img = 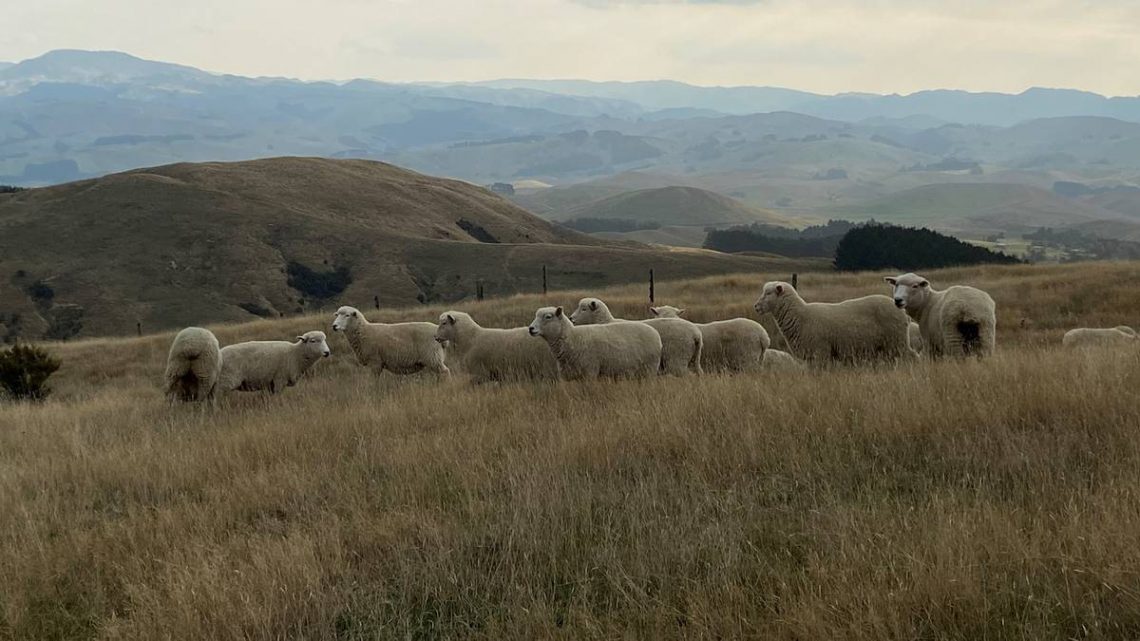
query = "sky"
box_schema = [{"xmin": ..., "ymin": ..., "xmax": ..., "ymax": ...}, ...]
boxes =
[{"xmin": 3, "ymin": 0, "xmax": 1140, "ymax": 96}]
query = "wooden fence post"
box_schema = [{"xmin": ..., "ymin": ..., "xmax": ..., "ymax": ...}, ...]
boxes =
[
  {"xmin": 374, "ymin": 295, "xmax": 380, "ymax": 310},
  {"xmin": 791, "ymin": 273, "xmax": 798, "ymax": 289},
  {"xmin": 136, "ymin": 321, "xmax": 142, "ymax": 337},
  {"xmin": 649, "ymin": 269, "xmax": 655, "ymax": 303},
  {"xmin": 476, "ymin": 280, "xmax": 484, "ymax": 301},
  {"xmin": 542, "ymin": 265, "xmax": 548, "ymax": 295}
]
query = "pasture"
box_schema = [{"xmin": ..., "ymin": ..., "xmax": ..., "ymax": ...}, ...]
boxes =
[{"xmin": 2, "ymin": 261, "xmax": 1140, "ymax": 640}]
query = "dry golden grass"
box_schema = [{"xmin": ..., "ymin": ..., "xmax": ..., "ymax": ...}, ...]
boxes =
[{"xmin": 3, "ymin": 261, "xmax": 1140, "ymax": 640}]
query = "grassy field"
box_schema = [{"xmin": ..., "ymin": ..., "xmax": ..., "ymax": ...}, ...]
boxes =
[{"xmin": 2, "ymin": 262, "xmax": 1140, "ymax": 639}]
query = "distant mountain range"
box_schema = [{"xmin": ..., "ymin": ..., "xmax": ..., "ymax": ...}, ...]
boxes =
[{"xmin": 2, "ymin": 49, "xmax": 1140, "ymax": 248}]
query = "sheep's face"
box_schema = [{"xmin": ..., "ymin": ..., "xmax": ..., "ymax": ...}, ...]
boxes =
[
  {"xmin": 754, "ymin": 282, "xmax": 789, "ymax": 315},
  {"xmin": 569, "ymin": 298, "xmax": 603, "ymax": 325},
  {"xmin": 436, "ymin": 312, "xmax": 460, "ymax": 344},
  {"xmin": 529, "ymin": 307, "xmax": 565, "ymax": 339},
  {"xmin": 331, "ymin": 306, "xmax": 361, "ymax": 332},
  {"xmin": 885, "ymin": 273, "xmax": 930, "ymax": 311},
  {"xmin": 649, "ymin": 305, "xmax": 684, "ymax": 319},
  {"xmin": 297, "ymin": 331, "xmax": 331, "ymax": 358}
]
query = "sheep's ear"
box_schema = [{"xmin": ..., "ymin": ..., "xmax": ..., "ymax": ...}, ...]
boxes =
[
  {"xmin": 884, "ymin": 277, "xmax": 897, "ymax": 286},
  {"xmin": 446, "ymin": 314, "xmax": 455, "ymax": 324},
  {"xmin": 589, "ymin": 300, "xmax": 597, "ymax": 311},
  {"xmin": 295, "ymin": 335, "xmax": 305, "ymax": 343},
  {"xmin": 919, "ymin": 280, "xmax": 929, "ymax": 288},
  {"xmin": 649, "ymin": 306, "xmax": 660, "ymax": 316},
  {"xmin": 678, "ymin": 308, "xmax": 687, "ymax": 316},
  {"xmin": 555, "ymin": 306, "xmax": 563, "ymax": 317},
  {"xmin": 775, "ymin": 285, "xmax": 784, "ymax": 295}
]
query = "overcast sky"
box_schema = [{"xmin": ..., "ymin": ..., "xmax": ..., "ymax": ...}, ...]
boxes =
[{"xmin": 4, "ymin": 0, "xmax": 1139, "ymax": 95}]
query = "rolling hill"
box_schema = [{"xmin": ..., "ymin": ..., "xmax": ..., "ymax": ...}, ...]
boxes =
[
  {"xmin": 829, "ymin": 182, "xmax": 1136, "ymax": 236},
  {"xmin": 0, "ymin": 157, "xmax": 821, "ymax": 339},
  {"xmin": 562, "ymin": 186, "xmax": 788, "ymax": 227}
]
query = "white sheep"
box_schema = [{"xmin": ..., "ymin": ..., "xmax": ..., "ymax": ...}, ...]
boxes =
[
  {"xmin": 435, "ymin": 311, "xmax": 558, "ymax": 383},
  {"xmin": 528, "ymin": 306, "xmax": 661, "ymax": 380},
  {"xmin": 163, "ymin": 327, "xmax": 221, "ymax": 403},
  {"xmin": 218, "ymin": 330, "xmax": 330, "ymax": 394},
  {"xmin": 885, "ymin": 273, "xmax": 996, "ymax": 358},
  {"xmin": 908, "ymin": 321, "xmax": 924, "ymax": 354},
  {"xmin": 761, "ymin": 349, "xmax": 807, "ymax": 372},
  {"xmin": 1062, "ymin": 326, "xmax": 1137, "ymax": 348},
  {"xmin": 331, "ymin": 306, "xmax": 449, "ymax": 377},
  {"xmin": 754, "ymin": 281, "xmax": 914, "ymax": 364},
  {"xmin": 648, "ymin": 305, "xmax": 769, "ymax": 373},
  {"xmin": 569, "ymin": 298, "xmax": 702, "ymax": 376}
]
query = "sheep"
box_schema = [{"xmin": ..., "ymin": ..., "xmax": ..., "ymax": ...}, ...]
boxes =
[
  {"xmin": 885, "ymin": 273, "xmax": 996, "ymax": 359},
  {"xmin": 761, "ymin": 349, "xmax": 807, "ymax": 372},
  {"xmin": 908, "ymin": 321, "xmax": 924, "ymax": 354},
  {"xmin": 218, "ymin": 330, "xmax": 331, "ymax": 394},
  {"xmin": 754, "ymin": 281, "xmax": 913, "ymax": 365},
  {"xmin": 331, "ymin": 306, "xmax": 449, "ymax": 377},
  {"xmin": 435, "ymin": 311, "xmax": 558, "ymax": 383},
  {"xmin": 649, "ymin": 305, "xmax": 769, "ymax": 373},
  {"xmin": 1062, "ymin": 326, "xmax": 1137, "ymax": 348},
  {"xmin": 163, "ymin": 327, "xmax": 221, "ymax": 403},
  {"xmin": 528, "ymin": 306, "xmax": 661, "ymax": 380},
  {"xmin": 569, "ymin": 298, "xmax": 702, "ymax": 376}
]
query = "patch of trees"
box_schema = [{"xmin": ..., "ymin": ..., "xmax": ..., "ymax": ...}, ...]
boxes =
[
  {"xmin": 703, "ymin": 220, "xmax": 857, "ymax": 257},
  {"xmin": 0, "ymin": 185, "xmax": 25, "ymax": 194},
  {"xmin": 834, "ymin": 224, "xmax": 1020, "ymax": 271},
  {"xmin": 286, "ymin": 261, "xmax": 352, "ymax": 301},
  {"xmin": 456, "ymin": 219, "xmax": 499, "ymax": 243},
  {"xmin": 561, "ymin": 218, "xmax": 662, "ymax": 233}
]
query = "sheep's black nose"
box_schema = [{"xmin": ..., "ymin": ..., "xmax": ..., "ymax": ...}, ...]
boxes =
[{"xmin": 894, "ymin": 298, "xmax": 905, "ymax": 308}]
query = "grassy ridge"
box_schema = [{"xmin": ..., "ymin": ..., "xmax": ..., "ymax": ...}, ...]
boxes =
[{"xmin": 2, "ymin": 262, "xmax": 1140, "ymax": 639}]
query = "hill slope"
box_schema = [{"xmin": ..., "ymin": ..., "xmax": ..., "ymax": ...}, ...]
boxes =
[
  {"xmin": 829, "ymin": 182, "xmax": 1135, "ymax": 236},
  {"xmin": 0, "ymin": 157, "xmax": 820, "ymax": 339},
  {"xmin": 564, "ymin": 186, "xmax": 787, "ymax": 227}
]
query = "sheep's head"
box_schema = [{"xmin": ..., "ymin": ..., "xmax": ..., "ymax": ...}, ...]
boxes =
[
  {"xmin": 529, "ymin": 306, "xmax": 567, "ymax": 340},
  {"xmin": 754, "ymin": 282, "xmax": 792, "ymax": 315},
  {"xmin": 331, "ymin": 306, "xmax": 362, "ymax": 332},
  {"xmin": 435, "ymin": 311, "xmax": 467, "ymax": 344},
  {"xmin": 296, "ymin": 331, "xmax": 331, "ymax": 358},
  {"xmin": 649, "ymin": 305, "xmax": 684, "ymax": 319},
  {"xmin": 569, "ymin": 297, "xmax": 606, "ymax": 325},
  {"xmin": 885, "ymin": 273, "xmax": 930, "ymax": 311}
]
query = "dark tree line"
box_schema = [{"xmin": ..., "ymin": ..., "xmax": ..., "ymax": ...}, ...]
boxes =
[{"xmin": 834, "ymin": 224, "xmax": 1019, "ymax": 271}]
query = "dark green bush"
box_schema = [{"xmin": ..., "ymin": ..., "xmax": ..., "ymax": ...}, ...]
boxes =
[{"xmin": 0, "ymin": 343, "xmax": 62, "ymax": 401}]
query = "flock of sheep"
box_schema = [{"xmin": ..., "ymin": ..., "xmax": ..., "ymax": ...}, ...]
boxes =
[{"xmin": 163, "ymin": 272, "xmax": 1137, "ymax": 403}]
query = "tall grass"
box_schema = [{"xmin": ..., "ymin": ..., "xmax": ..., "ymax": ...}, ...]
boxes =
[{"xmin": 2, "ymin": 262, "xmax": 1140, "ymax": 639}]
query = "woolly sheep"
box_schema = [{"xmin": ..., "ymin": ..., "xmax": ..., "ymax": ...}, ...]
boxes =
[
  {"xmin": 754, "ymin": 281, "xmax": 913, "ymax": 364},
  {"xmin": 569, "ymin": 298, "xmax": 702, "ymax": 376},
  {"xmin": 648, "ymin": 305, "xmax": 769, "ymax": 373},
  {"xmin": 435, "ymin": 311, "xmax": 558, "ymax": 383},
  {"xmin": 1062, "ymin": 326, "xmax": 1137, "ymax": 348},
  {"xmin": 908, "ymin": 321, "xmax": 924, "ymax": 354},
  {"xmin": 163, "ymin": 327, "xmax": 221, "ymax": 403},
  {"xmin": 761, "ymin": 349, "xmax": 807, "ymax": 372},
  {"xmin": 886, "ymin": 273, "xmax": 996, "ymax": 358},
  {"xmin": 218, "ymin": 330, "xmax": 330, "ymax": 393},
  {"xmin": 528, "ymin": 306, "xmax": 661, "ymax": 380},
  {"xmin": 331, "ymin": 306, "xmax": 449, "ymax": 377}
]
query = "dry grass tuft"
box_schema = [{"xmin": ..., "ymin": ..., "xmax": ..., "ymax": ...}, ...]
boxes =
[{"xmin": 2, "ymin": 261, "xmax": 1140, "ymax": 639}]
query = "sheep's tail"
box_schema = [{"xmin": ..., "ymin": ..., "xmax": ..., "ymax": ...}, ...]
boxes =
[{"xmin": 949, "ymin": 306, "xmax": 990, "ymax": 356}]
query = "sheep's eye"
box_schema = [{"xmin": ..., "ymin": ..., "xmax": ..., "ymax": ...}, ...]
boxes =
[{"xmin": 545, "ymin": 314, "xmax": 552, "ymax": 320}]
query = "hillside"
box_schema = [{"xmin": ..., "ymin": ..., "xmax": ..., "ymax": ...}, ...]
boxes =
[
  {"xmin": 0, "ymin": 157, "xmax": 821, "ymax": 339},
  {"xmin": 829, "ymin": 182, "xmax": 1136, "ymax": 236},
  {"xmin": 563, "ymin": 186, "xmax": 787, "ymax": 227}
]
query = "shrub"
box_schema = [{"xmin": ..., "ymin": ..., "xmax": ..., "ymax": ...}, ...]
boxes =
[
  {"xmin": 286, "ymin": 262, "xmax": 352, "ymax": 301},
  {"xmin": 0, "ymin": 342, "xmax": 61, "ymax": 401},
  {"xmin": 834, "ymin": 223, "xmax": 1020, "ymax": 271}
]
